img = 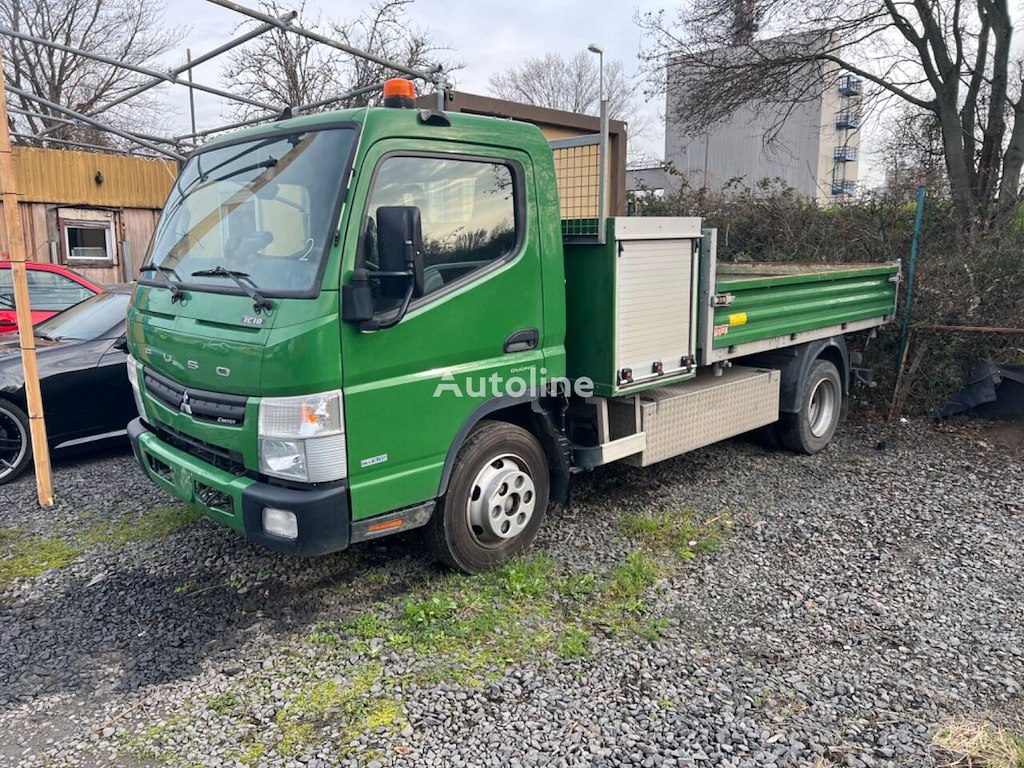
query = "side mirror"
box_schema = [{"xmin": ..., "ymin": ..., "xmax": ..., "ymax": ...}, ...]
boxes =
[
  {"xmin": 341, "ymin": 268, "xmax": 374, "ymax": 323},
  {"xmin": 375, "ymin": 206, "xmax": 424, "ymax": 299}
]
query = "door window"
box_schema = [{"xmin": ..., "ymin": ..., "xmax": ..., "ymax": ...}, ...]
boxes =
[
  {"xmin": 364, "ymin": 156, "xmax": 519, "ymax": 305},
  {"xmin": 0, "ymin": 269, "xmax": 95, "ymax": 312}
]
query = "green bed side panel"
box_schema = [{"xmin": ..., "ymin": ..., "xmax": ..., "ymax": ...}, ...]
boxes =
[{"xmin": 712, "ymin": 263, "xmax": 899, "ymax": 349}]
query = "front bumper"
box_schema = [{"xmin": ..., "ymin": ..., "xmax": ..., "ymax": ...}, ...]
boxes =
[{"xmin": 128, "ymin": 418, "xmax": 350, "ymax": 556}]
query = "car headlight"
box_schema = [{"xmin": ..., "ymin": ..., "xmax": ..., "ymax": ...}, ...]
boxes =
[
  {"xmin": 126, "ymin": 354, "xmax": 145, "ymax": 419},
  {"xmin": 258, "ymin": 390, "xmax": 347, "ymax": 483}
]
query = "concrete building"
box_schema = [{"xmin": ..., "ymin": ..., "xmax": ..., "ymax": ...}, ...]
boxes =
[{"xmin": 661, "ymin": 35, "xmax": 862, "ymax": 203}]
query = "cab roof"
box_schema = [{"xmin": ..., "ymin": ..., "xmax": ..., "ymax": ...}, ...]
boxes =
[{"xmin": 193, "ymin": 105, "xmax": 551, "ymax": 159}]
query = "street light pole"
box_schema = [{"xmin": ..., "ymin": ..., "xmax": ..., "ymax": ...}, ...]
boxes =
[{"xmin": 587, "ymin": 43, "xmax": 609, "ymax": 244}]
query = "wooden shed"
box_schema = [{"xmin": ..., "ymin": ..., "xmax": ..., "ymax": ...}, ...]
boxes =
[{"xmin": 0, "ymin": 146, "xmax": 177, "ymax": 284}]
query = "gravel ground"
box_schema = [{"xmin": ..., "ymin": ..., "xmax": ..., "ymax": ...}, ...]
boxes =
[{"xmin": 0, "ymin": 418, "xmax": 1021, "ymax": 768}]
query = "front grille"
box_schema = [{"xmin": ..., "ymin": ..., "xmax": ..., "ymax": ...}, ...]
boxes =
[
  {"xmin": 196, "ymin": 483, "xmax": 234, "ymax": 515},
  {"xmin": 148, "ymin": 454, "xmax": 174, "ymax": 483},
  {"xmin": 143, "ymin": 368, "xmax": 248, "ymax": 427},
  {"xmin": 152, "ymin": 422, "xmax": 249, "ymax": 477}
]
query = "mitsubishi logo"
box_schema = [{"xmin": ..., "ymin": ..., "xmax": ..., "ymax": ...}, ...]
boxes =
[{"xmin": 180, "ymin": 390, "xmax": 193, "ymax": 416}]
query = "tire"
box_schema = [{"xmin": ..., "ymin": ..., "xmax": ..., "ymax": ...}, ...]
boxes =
[
  {"xmin": 426, "ymin": 420, "xmax": 549, "ymax": 574},
  {"xmin": 0, "ymin": 399, "xmax": 32, "ymax": 485},
  {"xmin": 779, "ymin": 359, "xmax": 842, "ymax": 454}
]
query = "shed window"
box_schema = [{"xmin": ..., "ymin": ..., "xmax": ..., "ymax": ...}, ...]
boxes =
[{"xmin": 59, "ymin": 209, "xmax": 115, "ymax": 264}]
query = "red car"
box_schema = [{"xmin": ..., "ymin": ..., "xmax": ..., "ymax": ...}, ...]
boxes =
[{"xmin": 0, "ymin": 262, "xmax": 103, "ymax": 333}]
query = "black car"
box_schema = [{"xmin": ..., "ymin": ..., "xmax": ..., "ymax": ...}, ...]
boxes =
[{"xmin": 0, "ymin": 285, "xmax": 135, "ymax": 484}]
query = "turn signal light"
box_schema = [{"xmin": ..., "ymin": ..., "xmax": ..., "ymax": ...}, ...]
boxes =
[{"xmin": 367, "ymin": 518, "xmax": 404, "ymax": 533}]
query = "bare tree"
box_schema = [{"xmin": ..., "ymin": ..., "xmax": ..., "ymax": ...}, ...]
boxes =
[
  {"xmin": 638, "ymin": 0, "xmax": 1024, "ymax": 232},
  {"xmin": 488, "ymin": 51, "xmax": 634, "ymax": 120},
  {"xmin": 880, "ymin": 105, "xmax": 948, "ymax": 199},
  {"xmin": 0, "ymin": 0, "xmax": 184, "ymax": 147},
  {"xmin": 332, "ymin": 0, "xmax": 455, "ymax": 106},
  {"xmin": 221, "ymin": 0, "xmax": 345, "ymax": 120},
  {"xmin": 221, "ymin": 0, "xmax": 456, "ymax": 119}
]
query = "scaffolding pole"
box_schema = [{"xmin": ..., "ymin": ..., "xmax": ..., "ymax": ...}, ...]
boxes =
[
  {"xmin": 171, "ymin": 80, "xmax": 391, "ymax": 143},
  {"xmin": 0, "ymin": 25, "xmax": 280, "ymax": 114},
  {"xmin": 8, "ymin": 105, "xmax": 188, "ymax": 150},
  {"xmin": 74, "ymin": 11, "xmax": 297, "ymax": 126},
  {"xmin": 0, "ymin": 51, "xmax": 53, "ymax": 506},
  {"xmin": 205, "ymin": 0, "xmax": 444, "ymax": 86},
  {"xmin": 9, "ymin": 132, "xmax": 143, "ymax": 155},
  {"xmin": 5, "ymin": 85, "xmax": 186, "ymax": 160}
]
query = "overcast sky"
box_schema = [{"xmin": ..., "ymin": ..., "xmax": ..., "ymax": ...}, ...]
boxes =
[{"xmin": 160, "ymin": 0, "xmax": 668, "ymax": 160}]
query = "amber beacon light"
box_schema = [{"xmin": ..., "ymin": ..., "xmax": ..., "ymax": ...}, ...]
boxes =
[{"xmin": 383, "ymin": 78, "xmax": 416, "ymax": 108}]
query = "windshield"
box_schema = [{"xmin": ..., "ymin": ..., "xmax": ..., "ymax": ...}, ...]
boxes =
[
  {"xmin": 144, "ymin": 127, "xmax": 355, "ymax": 296},
  {"xmin": 35, "ymin": 291, "xmax": 130, "ymax": 341}
]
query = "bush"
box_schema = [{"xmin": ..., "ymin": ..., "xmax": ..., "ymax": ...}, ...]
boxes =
[{"xmin": 630, "ymin": 178, "xmax": 1024, "ymax": 415}]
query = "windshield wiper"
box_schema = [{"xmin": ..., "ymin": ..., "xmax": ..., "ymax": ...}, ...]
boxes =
[
  {"xmin": 139, "ymin": 263, "xmax": 185, "ymax": 304},
  {"xmin": 191, "ymin": 266, "xmax": 272, "ymax": 314}
]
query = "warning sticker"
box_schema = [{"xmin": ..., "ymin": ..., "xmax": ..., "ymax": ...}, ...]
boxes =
[
  {"xmin": 728, "ymin": 312, "xmax": 748, "ymax": 327},
  {"xmin": 713, "ymin": 324, "xmax": 729, "ymax": 338}
]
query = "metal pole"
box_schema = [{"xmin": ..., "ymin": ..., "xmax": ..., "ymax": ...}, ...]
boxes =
[
  {"xmin": 0, "ymin": 51, "xmax": 53, "ymax": 506},
  {"xmin": 295, "ymin": 80, "xmax": 392, "ymax": 113},
  {"xmin": 0, "ymin": 25, "xmax": 280, "ymax": 112},
  {"xmin": 10, "ymin": 105, "xmax": 183, "ymax": 148},
  {"xmin": 896, "ymin": 184, "xmax": 926, "ymax": 369},
  {"xmin": 187, "ymin": 49, "xmax": 197, "ymax": 140},
  {"xmin": 173, "ymin": 80, "xmax": 393, "ymax": 142},
  {"xmin": 598, "ymin": 98, "xmax": 609, "ymax": 242},
  {"xmin": 588, "ymin": 43, "xmax": 608, "ymax": 244},
  {"xmin": 703, "ymin": 133, "xmax": 710, "ymax": 188},
  {"xmin": 204, "ymin": 0, "xmax": 443, "ymax": 85},
  {"xmin": 5, "ymin": 84, "xmax": 186, "ymax": 160},
  {"xmin": 30, "ymin": 12, "xmax": 297, "ymax": 140},
  {"xmin": 10, "ymin": 132, "xmax": 139, "ymax": 154},
  {"xmin": 102, "ymin": 12, "xmax": 295, "ymax": 117}
]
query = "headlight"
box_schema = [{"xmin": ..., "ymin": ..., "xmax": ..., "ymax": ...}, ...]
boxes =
[
  {"xmin": 126, "ymin": 354, "xmax": 145, "ymax": 419},
  {"xmin": 258, "ymin": 390, "xmax": 347, "ymax": 483}
]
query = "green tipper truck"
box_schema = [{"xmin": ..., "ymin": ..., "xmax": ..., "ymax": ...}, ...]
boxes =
[{"xmin": 126, "ymin": 83, "xmax": 899, "ymax": 573}]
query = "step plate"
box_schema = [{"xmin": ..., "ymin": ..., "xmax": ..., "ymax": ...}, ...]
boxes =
[{"xmin": 625, "ymin": 366, "xmax": 780, "ymax": 466}]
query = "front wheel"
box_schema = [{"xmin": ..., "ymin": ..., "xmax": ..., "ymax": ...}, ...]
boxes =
[
  {"xmin": 0, "ymin": 400, "xmax": 32, "ymax": 485},
  {"xmin": 779, "ymin": 359, "xmax": 843, "ymax": 454},
  {"xmin": 425, "ymin": 420, "xmax": 549, "ymax": 574}
]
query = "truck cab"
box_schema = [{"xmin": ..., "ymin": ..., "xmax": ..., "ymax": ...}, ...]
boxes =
[{"xmin": 127, "ymin": 105, "xmax": 568, "ymax": 566}]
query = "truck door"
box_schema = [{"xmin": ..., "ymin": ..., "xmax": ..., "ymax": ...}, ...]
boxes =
[{"xmin": 340, "ymin": 143, "xmax": 546, "ymax": 521}]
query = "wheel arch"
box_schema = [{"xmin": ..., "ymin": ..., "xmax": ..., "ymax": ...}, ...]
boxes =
[
  {"xmin": 436, "ymin": 396, "xmax": 570, "ymax": 506},
  {"xmin": 741, "ymin": 335, "xmax": 849, "ymax": 414}
]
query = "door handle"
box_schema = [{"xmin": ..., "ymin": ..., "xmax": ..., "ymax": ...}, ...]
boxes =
[{"xmin": 504, "ymin": 328, "xmax": 539, "ymax": 354}]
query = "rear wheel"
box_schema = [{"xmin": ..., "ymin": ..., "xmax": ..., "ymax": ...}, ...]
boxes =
[
  {"xmin": 0, "ymin": 400, "xmax": 32, "ymax": 485},
  {"xmin": 426, "ymin": 420, "xmax": 549, "ymax": 574},
  {"xmin": 779, "ymin": 359, "xmax": 842, "ymax": 454}
]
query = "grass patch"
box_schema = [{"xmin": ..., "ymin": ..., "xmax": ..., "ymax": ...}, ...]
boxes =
[
  {"xmin": 638, "ymin": 617, "xmax": 671, "ymax": 643},
  {"xmin": 0, "ymin": 535, "xmax": 82, "ymax": 586},
  {"xmin": 81, "ymin": 506, "xmax": 202, "ymax": 547},
  {"xmin": 557, "ymin": 625, "xmax": 592, "ymax": 659},
  {"xmin": 558, "ymin": 572, "xmax": 600, "ymax": 601},
  {"xmin": 274, "ymin": 664, "xmax": 402, "ymax": 758},
  {"xmin": 577, "ymin": 550, "xmax": 661, "ymax": 635},
  {"xmin": 0, "ymin": 506, "xmax": 200, "ymax": 588},
  {"xmin": 933, "ymin": 719, "xmax": 1024, "ymax": 768},
  {"xmin": 207, "ymin": 690, "xmax": 241, "ymax": 716},
  {"xmin": 621, "ymin": 509, "xmax": 732, "ymax": 560}
]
